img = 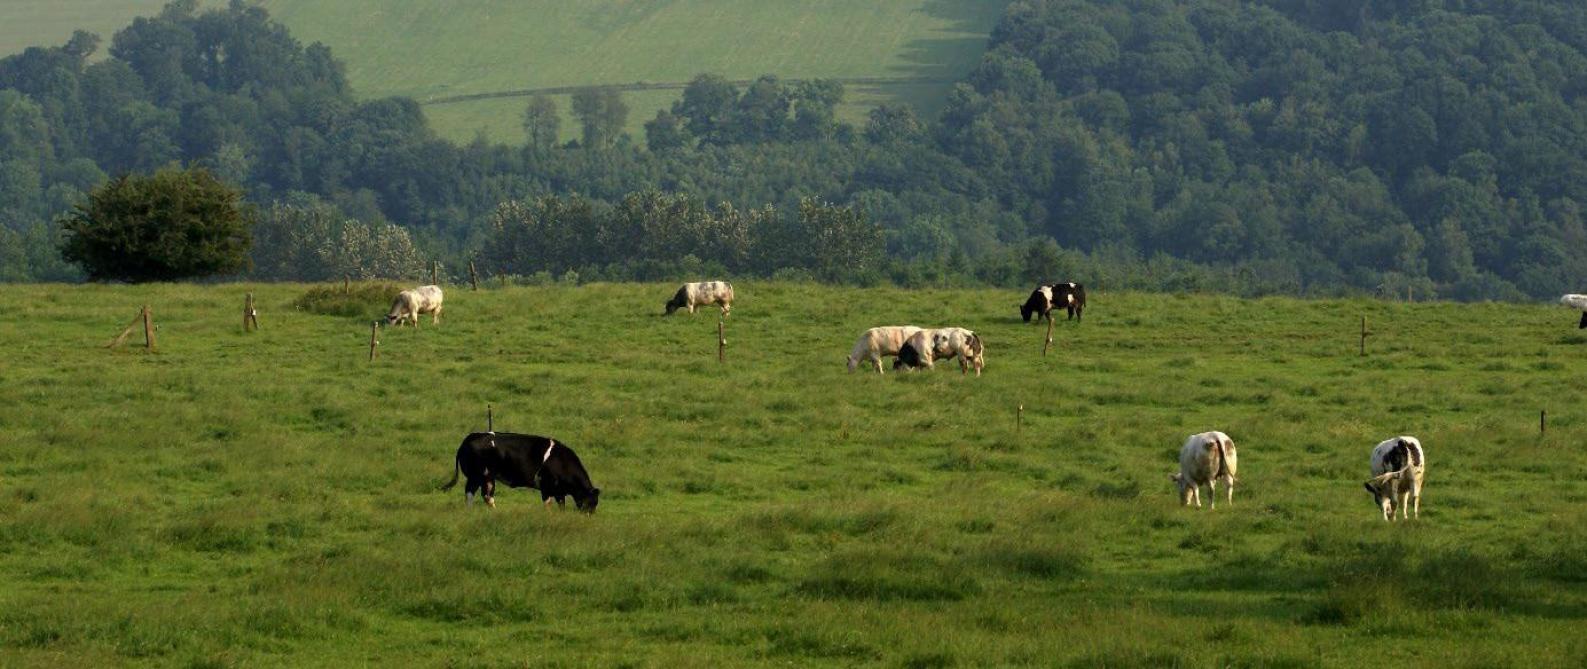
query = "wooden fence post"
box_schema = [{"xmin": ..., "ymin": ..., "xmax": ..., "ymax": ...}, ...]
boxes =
[
  {"xmin": 1042, "ymin": 316, "xmax": 1054, "ymax": 356},
  {"xmin": 368, "ymin": 321, "xmax": 380, "ymax": 361},
  {"xmin": 469, "ymin": 260, "xmax": 480, "ymax": 291},
  {"xmin": 499, "ymin": 272, "xmax": 507, "ymax": 288},
  {"xmin": 106, "ymin": 308, "xmax": 144, "ymax": 348},
  {"xmin": 243, "ymin": 292, "xmax": 259, "ymax": 331},
  {"xmin": 488, "ymin": 404, "xmax": 494, "ymax": 432},
  {"xmin": 430, "ymin": 261, "xmax": 438, "ymax": 285},
  {"xmin": 142, "ymin": 306, "xmax": 156, "ymax": 351},
  {"xmin": 1360, "ymin": 316, "xmax": 1368, "ymax": 357},
  {"xmin": 718, "ymin": 319, "xmax": 726, "ymax": 363},
  {"xmin": 1017, "ymin": 404, "xmax": 1024, "ymax": 432},
  {"xmin": 343, "ymin": 276, "xmax": 350, "ymax": 294},
  {"xmin": 1541, "ymin": 409, "xmax": 1546, "ymax": 436}
]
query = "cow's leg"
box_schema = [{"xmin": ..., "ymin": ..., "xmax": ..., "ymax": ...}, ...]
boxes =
[
  {"xmin": 873, "ymin": 356, "xmax": 884, "ymax": 375},
  {"xmin": 483, "ymin": 478, "xmax": 496, "ymax": 509},
  {"xmin": 1412, "ymin": 487, "xmax": 1421, "ymax": 519},
  {"xmin": 1225, "ymin": 477, "xmax": 1234, "ymax": 506},
  {"xmin": 543, "ymin": 497, "xmax": 555, "ymax": 509},
  {"xmin": 433, "ymin": 305, "xmax": 442, "ymax": 325},
  {"xmin": 1208, "ymin": 479, "xmax": 1218, "ymax": 509}
]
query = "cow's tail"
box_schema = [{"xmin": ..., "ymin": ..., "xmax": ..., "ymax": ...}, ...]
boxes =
[
  {"xmin": 1213, "ymin": 435, "xmax": 1232, "ymax": 482},
  {"xmin": 439, "ymin": 452, "xmax": 461, "ymax": 491}
]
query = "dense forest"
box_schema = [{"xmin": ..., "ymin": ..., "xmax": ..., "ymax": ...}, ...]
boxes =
[{"xmin": 4, "ymin": 0, "xmax": 1587, "ymax": 299}]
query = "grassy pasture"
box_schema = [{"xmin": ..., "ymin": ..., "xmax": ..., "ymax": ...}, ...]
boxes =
[{"xmin": 1, "ymin": 282, "xmax": 1586, "ymax": 666}]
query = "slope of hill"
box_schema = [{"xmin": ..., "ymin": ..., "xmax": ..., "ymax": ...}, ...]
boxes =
[
  {"xmin": 255, "ymin": 0, "xmax": 1006, "ymax": 143},
  {"xmin": 0, "ymin": 1, "xmax": 168, "ymax": 57}
]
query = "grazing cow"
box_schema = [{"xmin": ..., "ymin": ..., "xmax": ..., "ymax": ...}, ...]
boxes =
[
  {"xmin": 895, "ymin": 327, "xmax": 985, "ymax": 376},
  {"xmin": 1364, "ymin": 436, "xmax": 1424, "ymax": 522},
  {"xmin": 1170, "ymin": 431, "xmax": 1238, "ymax": 508},
  {"xmin": 1052, "ymin": 282, "xmax": 1086, "ymax": 321},
  {"xmin": 1020, "ymin": 285, "xmax": 1055, "ymax": 323},
  {"xmin": 1561, "ymin": 294, "xmax": 1587, "ymax": 328},
  {"xmin": 665, "ymin": 281, "xmax": 734, "ymax": 316},
  {"xmin": 847, "ymin": 326, "xmax": 923, "ymax": 374},
  {"xmin": 439, "ymin": 432, "xmax": 600, "ymax": 512},
  {"xmin": 387, "ymin": 285, "xmax": 444, "ymax": 327}
]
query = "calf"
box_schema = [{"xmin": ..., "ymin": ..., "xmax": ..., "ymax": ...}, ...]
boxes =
[
  {"xmin": 1364, "ymin": 436, "xmax": 1424, "ymax": 522},
  {"xmin": 846, "ymin": 325, "xmax": 923, "ymax": 374},
  {"xmin": 387, "ymin": 285, "xmax": 444, "ymax": 327},
  {"xmin": 1170, "ymin": 431, "xmax": 1237, "ymax": 508},
  {"xmin": 665, "ymin": 281, "xmax": 734, "ymax": 316},
  {"xmin": 439, "ymin": 432, "xmax": 600, "ymax": 512},
  {"xmin": 895, "ymin": 327, "xmax": 985, "ymax": 376}
]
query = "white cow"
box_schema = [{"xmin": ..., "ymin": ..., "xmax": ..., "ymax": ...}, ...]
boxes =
[
  {"xmin": 1170, "ymin": 431, "xmax": 1238, "ymax": 508},
  {"xmin": 387, "ymin": 285, "xmax": 444, "ymax": 327},
  {"xmin": 894, "ymin": 327, "xmax": 985, "ymax": 376},
  {"xmin": 1364, "ymin": 436, "xmax": 1425, "ymax": 522},
  {"xmin": 665, "ymin": 281, "xmax": 734, "ymax": 316},
  {"xmin": 846, "ymin": 326, "xmax": 923, "ymax": 374}
]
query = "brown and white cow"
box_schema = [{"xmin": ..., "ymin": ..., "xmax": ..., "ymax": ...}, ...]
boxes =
[
  {"xmin": 665, "ymin": 281, "xmax": 734, "ymax": 316},
  {"xmin": 1364, "ymin": 436, "xmax": 1424, "ymax": 522},
  {"xmin": 894, "ymin": 327, "xmax": 985, "ymax": 376},
  {"xmin": 1171, "ymin": 431, "xmax": 1238, "ymax": 508},
  {"xmin": 387, "ymin": 285, "xmax": 444, "ymax": 327},
  {"xmin": 847, "ymin": 326, "xmax": 923, "ymax": 374}
]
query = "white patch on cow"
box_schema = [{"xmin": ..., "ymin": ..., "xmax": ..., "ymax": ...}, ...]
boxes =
[
  {"xmin": 1562, "ymin": 294, "xmax": 1587, "ymax": 311},
  {"xmin": 543, "ymin": 440, "xmax": 556, "ymax": 463},
  {"xmin": 1065, "ymin": 293, "xmax": 1075, "ymax": 305}
]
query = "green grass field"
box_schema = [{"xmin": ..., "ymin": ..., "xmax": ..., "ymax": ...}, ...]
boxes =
[
  {"xmin": 0, "ymin": 1, "xmax": 1005, "ymax": 144},
  {"xmin": 2, "ymin": 282, "xmax": 1586, "ymax": 666}
]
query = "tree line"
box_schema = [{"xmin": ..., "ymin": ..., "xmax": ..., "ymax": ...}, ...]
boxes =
[{"xmin": 6, "ymin": 0, "xmax": 1587, "ymax": 300}]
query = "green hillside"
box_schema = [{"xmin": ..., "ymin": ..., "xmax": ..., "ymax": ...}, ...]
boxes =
[
  {"xmin": 255, "ymin": 0, "xmax": 1006, "ymax": 143},
  {"xmin": 2, "ymin": 1, "xmax": 1003, "ymax": 144},
  {"xmin": 0, "ymin": 1, "xmax": 169, "ymax": 57},
  {"xmin": 2, "ymin": 282, "xmax": 1586, "ymax": 665}
]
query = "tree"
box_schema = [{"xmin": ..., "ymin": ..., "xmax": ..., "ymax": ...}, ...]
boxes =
[
  {"xmin": 60, "ymin": 166, "xmax": 253, "ymax": 281},
  {"xmin": 570, "ymin": 88, "xmax": 627, "ymax": 149},
  {"xmin": 522, "ymin": 94, "xmax": 559, "ymax": 151}
]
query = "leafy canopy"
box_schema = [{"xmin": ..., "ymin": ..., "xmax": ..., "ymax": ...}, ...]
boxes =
[{"xmin": 60, "ymin": 166, "xmax": 253, "ymax": 282}]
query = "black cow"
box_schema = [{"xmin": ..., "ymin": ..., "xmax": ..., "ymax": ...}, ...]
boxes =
[
  {"xmin": 439, "ymin": 432, "xmax": 601, "ymax": 512},
  {"xmin": 1051, "ymin": 282, "xmax": 1086, "ymax": 322}
]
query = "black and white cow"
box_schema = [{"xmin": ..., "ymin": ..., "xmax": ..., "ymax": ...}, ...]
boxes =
[
  {"xmin": 1019, "ymin": 282, "xmax": 1086, "ymax": 322},
  {"xmin": 1020, "ymin": 285, "xmax": 1055, "ymax": 323},
  {"xmin": 439, "ymin": 432, "xmax": 600, "ymax": 512},
  {"xmin": 1051, "ymin": 282, "xmax": 1086, "ymax": 321},
  {"xmin": 1561, "ymin": 294, "xmax": 1587, "ymax": 329},
  {"xmin": 894, "ymin": 327, "xmax": 985, "ymax": 376},
  {"xmin": 665, "ymin": 281, "xmax": 734, "ymax": 316},
  {"xmin": 1364, "ymin": 436, "xmax": 1424, "ymax": 522}
]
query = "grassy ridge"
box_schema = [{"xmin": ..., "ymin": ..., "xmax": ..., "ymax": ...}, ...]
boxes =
[
  {"xmin": 1, "ymin": 283, "xmax": 1586, "ymax": 666},
  {"xmin": 257, "ymin": 0, "xmax": 1005, "ymax": 143}
]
